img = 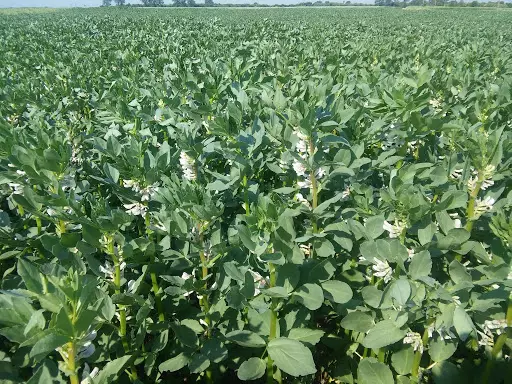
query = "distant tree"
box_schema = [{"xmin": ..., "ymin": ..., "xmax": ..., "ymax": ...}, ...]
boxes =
[
  {"xmin": 102, "ymin": 0, "xmax": 112, "ymax": 5},
  {"xmin": 142, "ymin": 0, "xmax": 164, "ymax": 5},
  {"xmin": 205, "ymin": 0, "xmax": 214, "ymax": 5},
  {"xmin": 187, "ymin": 0, "xmax": 197, "ymax": 6},
  {"xmin": 173, "ymin": 0, "xmax": 187, "ymax": 5},
  {"xmin": 115, "ymin": 0, "xmax": 125, "ymax": 5}
]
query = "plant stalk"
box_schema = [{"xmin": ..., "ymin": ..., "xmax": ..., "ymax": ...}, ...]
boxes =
[
  {"xmin": 108, "ymin": 236, "xmax": 138, "ymax": 381},
  {"xmin": 243, "ymin": 174, "xmax": 250, "ymax": 216},
  {"xmin": 411, "ymin": 328, "xmax": 430, "ymax": 378},
  {"xmin": 309, "ymin": 136, "xmax": 318, "ymax": 258},
  {"xmin": 199, "ymin": 229, "xmax": 213, "ymax": 383},
  {"xmin": 267, "ymin": 262, "xmax": 278, "ymax": 384},
  {"xmin": 67, "ymin": 342, "xmax": 79, "ymax": 384},
  {"xmin": 145, "ymin": 213, "xmax": 165, "ymax": 322}
]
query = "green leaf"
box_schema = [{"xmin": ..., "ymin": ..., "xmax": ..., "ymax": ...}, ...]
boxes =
[
  {"xmin": 362, "ymin": 320, "xmax": 407, "ymax": 349},
  {"xmin": 340, "ymin": 312, "xmax": 374, "ymax": 333},
  {"xmin": 103, "ymin": 163, "xmax": 119, "ymax": 183},
  {"xmin": 237, "ymin": 224, "xmax": 256, "ymax": 252},
  {"xmin": 201, "ymin": 339, "xmax": 228, "ymax": 363},
  {"xmin": 428, "ymin": 336, "xmax": 458, "ymax": 362},
  {"xmin": 308, "ymin": 259, "xmax": 336, "ymax": 283},
  {"xmin": 293, "ymin": 283, "xmax": 324, "ymax": 310},
  {"xmin": 17, "ymin": 259, "xmax": 43, "ymax": 294},
  {"xmin": 29, "ymin": 332, "xmax": 69, "ymax": 360},
  {"xmin": 288, "ymin": 328, "xmax": 324, "ymax": 346},
  {"xmin": 159, "ymin": 353, "xmax": 190, "ymax": 373},
  {"xmin": 321, "ymin": 280, "xmax": 353, "ymax": 304},
  {"xmin": 389, "ymin": 279, "xmax": 411, "ymax": 306},
  {"xmin": 188, "ymin": 353, "xmax": 210, "ymax": 374},
  {"xmin": 225, "ymin": 330, "xmax": 266, "ymax": 348},
  {"xmin": 453, "ymin": 307, "xmax": 475, "ymax": 341},
  {"xmin": 432, "ymin": 361, "xmax": 461, "ymax": 384},
  {"xmin": 267, "ymin": 338, "xmax": 316, "ymax": 377},
  {"xmin": 170, "ymin": 322, "xmax": 198, "ymax": 348},
  {"xmin": 449, "ymin": 260, "xmax": 471, "ymax": 284},
  {"xmin": 408, "ymin": 251, "xmax": 432, "ymax": 280},
  {"xmin": 391, "ymin": 346, "xmax": 414, "ymax": 375},
  {"xmin": 95, "ymin": 355, "xmax": 132, "ymax": 384},
  {"xmin": 313, "ymin": 238, "xmax": 335, "ymax": 257},
  {"xmin": 357, "ymin": 357, "xmax": 394, "ymax": 384},
  {"xmin": 237, "ymin": 357, "xmax": 266, "ymax": 381},
  {"xmin": 365, "ymin": 215, "xmax": 385, "ymax": 240}
]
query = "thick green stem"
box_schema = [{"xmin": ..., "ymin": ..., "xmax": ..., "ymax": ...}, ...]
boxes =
[
  {"xmin": 411, "ymin": 328, "xmax": 429, "ymax": 378},
  {"xmin": 146, "ymin": 213, "xmax": 165, "ymax": 322},
  {"xmin": 243, "ymin": 174, "xmax": 250, "ymax": 216},
  {"xmin": 108, "ymin": 236, "xmax": 138, "ymax": 380},
  {"xmin": 35, "ymin": 217, "xmax": 42, "ymax": 235},
  {"xmin": 377, "ymin": 349, "xmax": 386, "ymax": 363},
  {"xmin": 67, "ymin": 342, "xmax": 79, "ymax": 384},
  {"xmin": 309, "ymin": 137, "xmax": 318, "ymax": 258},
  {"xmin": 267, "ymin": 263, "xmax": 278, "ymax": 384},
  {"xmin": 199, "ymin": 229, "xmax": 212, "ymax": 383}
]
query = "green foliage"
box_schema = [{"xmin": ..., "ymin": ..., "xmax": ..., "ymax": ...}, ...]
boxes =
[{"xmin": 0, "ymin": 6, "xmax": 511, "ymax": 384}]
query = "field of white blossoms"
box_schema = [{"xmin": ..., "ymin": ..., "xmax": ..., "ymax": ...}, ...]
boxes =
[{"xmin": 0, "ymin": 6, "xmax": 511, "ymax": 384}]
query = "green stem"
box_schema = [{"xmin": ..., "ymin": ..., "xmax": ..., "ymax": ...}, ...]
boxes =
[
  {"xmin": 67, "ymin": 342, "xmax": 79, "ymax": 384},
  {"xmin": 411, "ymin": 328, "xmax": 430, "ymax": 378},
  {"xmin": 309, "ymin": 137, "xmax": 318, "ymax": 259},
  {"xmin": 267, "ymin": 262, "xmax": 278, "ymax": 384},
  {"xmin": 108, "ymin": 236, "xmax": 138, "ymax": 381},
  {"xmin": 243, "ymin": 174, "xmax": 250, "ymax": 216},
  {"xmin": 146, "ymin": 213, "xmax": 165, "ymax": 322},
  {"xmin": 36, "ymin": 217, "xmax": 42, "ymax": 235},
  {"xmin": 199, "ymin": 229, "xmax": 212, "ymax": 383},
  {"xmin": 377, "ymin": 349, "xmax": 386, "ymax": 363}
]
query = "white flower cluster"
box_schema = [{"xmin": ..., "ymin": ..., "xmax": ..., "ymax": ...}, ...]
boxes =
[
  {"xmin": 467, "ymin": 165, "xmax": 495, "ymax": 193},
  {"xmin": 180, "ymin": 151, "xmax": 196, "ymax": 181},
  {"xmin": 383, "ymin": 219, "xmax": 406, "ymax": 239},
  {"xmin": 403, "ymin": 331, "xmax": 424, "ymax": 353},
  {"xmin": 249, "ymin": 270, "xmax": 269, "ymax": 296},
  {"xmin": 292, "ymin": 128, "xmax": 325, "ymax": 189},
  {"xmin": 473, "ymin": 196, "xmax": 495, "ymax": 219},
  {"xmin": 427, "ymin": 324, "xmax": 456, "ymax": 341},
  {"xmin": 123, "ymin": 180, "xmax": 158, "ymax": 202},
  {"xmin": 81, "ymin": 363, "xmax": 100, "ymax": 384},
  {"xmin": 123, "ymin": 202, "xmax": 147, "ymax": 216},
  {"xmin": 477, "ymin": 319, "xmax": 508, "ymax": 347},
  {"xmin": 294, "ymin": 193, "xmax": 311, "ymax": 208},
  {"xmin": 372, "ymin": 258, "xmax": 393, "ymax": 283},
  {"xmin": 429, "ymin": 98, "xmax": 443, "ymax": 113}
]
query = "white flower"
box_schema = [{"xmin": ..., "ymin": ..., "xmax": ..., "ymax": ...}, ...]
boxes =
[
  {"xmin": 16, "ymin": 169, "xmax": 26, "ymax": 176},
  {"xmin": 81, "ymin": 363, "xmax": 100, "ymax": 384},
  {"xmin": 483, "ymin": 319, "xmax": 507, "ymax": 336},
  {"xmin": 297, "ymin": 178, "xmax": 312, "ymax": 189},
  {"xmin": 140, "ymin": 185, "xmax": 158, "ymax": 202},
  {"xmin": 480, "ymin": 179, "xmax": 494, "ymax": 191},
  {"xmin": 467, "ymin": 176, "xmax": 478, "ymax": 193},
  {"xmin": 452, "ymin": 295, "xmax": 461, "ymax": 306},
  {"xmin": 181, "ymin": 271, "xmax": 193, "ymax": 281},
  {"xmin": 8, "ymin": 183, "xmax": 23, "ymax": 195},
  {"xmin": 300, "ymin": 244, "xmax": 311, "ymax": 257},
  {"xmin": 316, "ymin": 168, "xmax": 326, "ymax": 179},
  {"xmin": 123, "ymin": 179, "xmax": 141, "ymax": 192},
  {"xmin": 123, "ymin": 202, "xmax": 147, "ymax": 216},
  {"xmin": 292, "ymin": 159, "xmax": 307, "ymax": 177},
  {"xmin": 473, "ymin": 197, "xmax": 495, "ymax": 218},
  {"xmin": 294, "ymin": 193, "xmax": 310, "ymax": 208},
  {"xmin": 199, "ymin": 319, "xmax": 208, "ymax": 327},
  {"xmin": 407, "ymin": 248, "xmax": 415, "ymax": 261},
  {"xmin": 180, "ymin": 151, "xmax": 196, "ymax": 181},
  {"xmin": 450, "ymin": 168, "xmax": 463, "ymax": 179},
  {"xmin": 403, "ymin": 332, "xmax": 423, "ymax": 354},
  {"xmin": 294, "ymin": 129, "xmax": 309, "ymax": 155},
  {"xmin": 342, "ymin": 186, "xmax": 350, "ymax": 199},
  {"xmin": 477, "ymin": 330, "xmax": 494, "ymax": 347},
  {"xmin": 382, "ymin": 220, "xmax": 406, "ymax": 239},
  {"xmin": 249, "ymin": 270, "xmax": 269, "ymax": 296},
  {"xmin": 372, "ymin": 258, "xmax": 393, "ymax": 283}
]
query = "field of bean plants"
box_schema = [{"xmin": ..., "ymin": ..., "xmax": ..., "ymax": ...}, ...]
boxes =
[{"xmin": 0, "ymin": 6, "xmax": 511, "ymax": 384}]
